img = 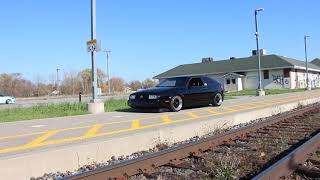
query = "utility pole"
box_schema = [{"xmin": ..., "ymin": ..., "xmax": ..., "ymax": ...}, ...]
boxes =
[
  {"xmin": 87, "ymin": 0, "xmax": 104, "ymax": 113},
  {"xmin": 56, "ymin": 67, "xmax": 60, "ymax": 94},
  {"xmin": 254, "ymin": 8, "xmax": 265, "ymax": 96},
  {"xmin": 304, "ymin": 35, "xmax": 311, "ymax": 90},
  {"xmin": 90, "ymin": 0, "xmax": 98, "ymax": 102},
  {"xmin": 103, "ymin": 50, "xmax": 111, "ymax": 95}
]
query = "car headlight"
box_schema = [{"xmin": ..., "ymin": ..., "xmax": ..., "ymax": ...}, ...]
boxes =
[
  {"xmin": 129, "ymin": 95, "xmax": 136, "ymax": 100},
  {"xmin": 148, "ymin": 95, "xmax": 160, "ymax": 99}
]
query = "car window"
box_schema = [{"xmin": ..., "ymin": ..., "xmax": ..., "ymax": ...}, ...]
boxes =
[
  {"xmin": 188, "ymin": 78, "xmax": 204, "ymax": 87},
  {"xmin": 157, "ymin": 77, "xmax": 187, "ymax": 87},
  {"xmin": 157, "ymin": 79, "xmax": 176, "ymax": 87}
]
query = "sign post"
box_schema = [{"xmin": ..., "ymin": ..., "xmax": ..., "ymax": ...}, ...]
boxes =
[{"xmin": 87, "ymin": 0, "xmax": 104, "ymax": 113}]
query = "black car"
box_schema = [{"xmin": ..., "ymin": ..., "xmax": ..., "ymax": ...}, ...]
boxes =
[{"xmin": 128, "ymin": 76, "xmax": 224, "ymax": 112}]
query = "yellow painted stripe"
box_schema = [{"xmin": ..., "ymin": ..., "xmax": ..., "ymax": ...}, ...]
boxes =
[
  {"xmin": 25, "ymin": 130, "xmax": 59, "ymax": 147},
  {"xmin": 131, "ymin": 119, "xmax": 140, "ymax": 129},
  {"xmin": 186, "ymin": 112, "xmax": 199, "ymax": 118},
  {"xmin": 0, "ymin": 119, "xmax": 133, "ymax": 141},
  {"xmin": 223, "ymin": 107, "xmax": 238, "ymax": 112},
  {"xmin": 206, "ymin": 109, "xmax": 222, "ymax": 114},
  {"xmin": 1, "ymin": 91, "xmax": 318, "ymax": 142},
  {"xmin": 162, "ymin": 115, "xmax": 172, "ymax": 123},
  {"xmin": 0, "ymin": 91, "xmax": 319, "ymax": 154},
  {"xmin": 84, "ymin": 124, "xmax": 103, "ymax": 137},
  {"xmin": 228, "ymin": 104, "xmax": 248, "ymax": 109}
]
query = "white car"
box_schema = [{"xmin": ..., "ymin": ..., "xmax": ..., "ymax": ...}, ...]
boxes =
[{"xmin": 0, "ymin": 94, "xmax": 16, "ymax": 104}]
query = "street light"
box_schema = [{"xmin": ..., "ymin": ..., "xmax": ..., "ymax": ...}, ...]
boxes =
[
  {"xmin": 103, "ymin": 50, "xmax": 112, "ymax": 94},
  {"xmin": 304, "ymin": 35, "xmax": 311, "ymax": 90},
  {"xmin": 255, "ymin": 8, "xmax": 265, "ymax": 96}
]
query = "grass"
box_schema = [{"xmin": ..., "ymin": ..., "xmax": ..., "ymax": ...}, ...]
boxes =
[
  {"xmin": 0, "ymin": 98, "xmax": 130, "ymax": 123},
  {"xmin": 104, "ymin": 98, "xmax": 129, "ymax": 112},
  {"xmin": 0, "ymin": 103, "xmax": 89, "ymax": 123},
  {"xmin": 226, "ymin": 88, "xmax": 307, "ymax": 96}
]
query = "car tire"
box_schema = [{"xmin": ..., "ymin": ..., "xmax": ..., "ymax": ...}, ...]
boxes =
[
  {"xmin": 212, "ymin": 93, "xmax": 223, "ymax": 106},
  {"xmin": 6, "ymin": 99, "xmax": 11, "ymax": 104},
  {"xmin": 170, "ymin": 96, "xmax": 183, "ymax": 112}
]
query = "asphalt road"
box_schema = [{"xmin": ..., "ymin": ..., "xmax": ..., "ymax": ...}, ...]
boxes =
[{"xmin": 0, "ymin": 94, "xmax": 129, "ymax": 109}]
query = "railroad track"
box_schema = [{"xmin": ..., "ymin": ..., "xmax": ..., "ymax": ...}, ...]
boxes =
[{"xmin": 65, "ymin": 104, "xmax": 320, "ymax": 180}]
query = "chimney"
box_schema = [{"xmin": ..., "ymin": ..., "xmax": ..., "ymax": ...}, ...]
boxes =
[
  {"xmin": 252, "ymin": 49, "xmax": 267, "ymax": 56},
  {"xmin": 201, "ymin": 57, "xmax": 214, "ymax": 63}
]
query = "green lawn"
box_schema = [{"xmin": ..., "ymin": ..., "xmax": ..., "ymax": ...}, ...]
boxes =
[
  {"xmin": 0, "ymin": 99, "xmax": 130, "ymax": 123},
  {"xmin": 225, "ymin": 88, "xmax": 307, "ymax": 96},
  {"xmin": 104, "ymin": 98, "xmax": 129, "ymax": 112},
  {"xmin": 0, "ymin": 103, "xmax": 89, "ymax": 123}
]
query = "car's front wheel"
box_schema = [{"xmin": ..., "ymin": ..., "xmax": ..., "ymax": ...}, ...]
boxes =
[
  {"xmin": 170, "ymin": 96, "xmax": 183, "ymax": 112},
  {"xmin": 6, "ymin": 99, "xmax": 11, "ymax": 104},
  {"xmin": 212, "ymin": 93, "xmax": 223, "ymax": 106}
]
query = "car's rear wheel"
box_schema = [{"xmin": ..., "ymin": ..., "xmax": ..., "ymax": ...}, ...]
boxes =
[
  {"xmin": 6, "ymin": 99, "xmax": 11, "ymax": 104},
  {"xmin": 170, "ymin": 96, "xmax": 183, "ymax": 112},
  {"xmin": 212, "ymin": 93, "xmax": 223, "ymax": 106}
]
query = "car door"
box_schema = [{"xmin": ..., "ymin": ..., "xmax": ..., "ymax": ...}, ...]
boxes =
[{"xmin": 184, "ymin": 78, "xmax": 208, "ymax": 106}]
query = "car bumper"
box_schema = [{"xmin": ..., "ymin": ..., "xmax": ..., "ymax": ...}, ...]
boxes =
[{"xmin": 128, "ymin": 99, "xmax": 170, "ymax": 109}]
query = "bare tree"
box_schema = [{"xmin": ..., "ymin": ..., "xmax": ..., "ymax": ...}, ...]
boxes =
[
  {"xmin": 110, "ymin": 77, "xmax": 125, "ymax": 92},
  {"xmin": 129, "ymin": 80, "xmax": 143, "ymax": 91},
  {"xmin": 143, "ymin": 78, "xmax": 156, "ymax": 89}
]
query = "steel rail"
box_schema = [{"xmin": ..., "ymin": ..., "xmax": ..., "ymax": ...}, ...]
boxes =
[
  {"xmin": 253, "ymin": 131, "xmax": 320, "ymax": 180},
  {"xmin": 65, "ymin": 104, "xmax": 320, "ymax": 180}
]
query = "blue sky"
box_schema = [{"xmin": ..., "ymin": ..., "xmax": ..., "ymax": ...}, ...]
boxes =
[{"xmin": 0, "ymin": 0, "xmax": 319, "ymax": 83}]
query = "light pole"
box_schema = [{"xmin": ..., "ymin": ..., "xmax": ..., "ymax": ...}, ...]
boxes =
[
  {"xmin": 87, "ymin": 0, "xmax": 104, "ymax": 113},
  {"xmin": 304, "ymin": 35, "xmax": 311, "ymax": 90},
  {"xmin": 103, "ymin": 50, "xmax": 112, "ymax": 95},
  {"xmin": 255, "ymin": 8, "xmax": 265, "ymax": 96},
  {"xmin": 90, "ymin": 0, "xmax": 98, "ymax": 102}
]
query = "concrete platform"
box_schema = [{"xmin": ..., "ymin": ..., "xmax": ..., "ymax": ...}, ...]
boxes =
[{"xmin": 1, "ymin": 90, "xmax": 320, "ymax": 179}]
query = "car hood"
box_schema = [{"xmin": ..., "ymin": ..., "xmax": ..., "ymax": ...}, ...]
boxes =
[{"xmin": 134, "ymin": 87, "xmax": 177, "ymax": 94}]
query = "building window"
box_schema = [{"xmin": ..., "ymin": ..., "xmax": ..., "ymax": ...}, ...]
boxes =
[
  {"xmin": 226, "ymin": 79, "xmax": 230, "ymax": 84},
  {"xmin": 283, "ymin": 69, "xmax": 290, "ymax": 78},
  {"xmin": 232, "ymin": 79, "xmax": 236, "ymax": 84},
  {"xmin": 263, "ymin": 70, "xmax": 269, "ymax": 79}
]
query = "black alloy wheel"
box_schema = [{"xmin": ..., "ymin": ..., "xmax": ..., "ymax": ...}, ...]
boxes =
[
  {"xmin": 6, "ymin": 99, "xmax": 11, "ymax": 104},
  {"xmin": 213, "ymin": 93, "xmax": 223, "ymax": 106},
  {"xmin": 170, "ymin": 96, "xmax": 183, "ymax": 112}
]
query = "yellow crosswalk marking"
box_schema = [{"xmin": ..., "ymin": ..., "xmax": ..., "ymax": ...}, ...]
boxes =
[
  {"xmin": 25, "ymin": 130, "xmax": 59, "ymax": 147},
  {"xmin": 131, "ymin": 119, "xmax": 140, "ymax": 129},
  {"xmin": 223, "ymin": 106, "xmax": 238, "ymax": 112},
  {"xmin": 186, "ymin": 112, "xmax": 199, "ymax": 118},
  {"xmin": 206, "ymin": 109, "xmax": 222, "ymax": 114},
  {"xmin": 162, "ymin": 115, "xmax": 172, "ymax": 123},
  {"xmin": 84, "ymin": 124, "xmax": 103, "ymax": 137}
]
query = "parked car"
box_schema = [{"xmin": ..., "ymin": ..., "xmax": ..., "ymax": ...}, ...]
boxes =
[
  {"xmin": 128, "ymin": 76, "xmax": 224, "ymax": 112},
  {"xmin": 0, "ymin": 94, "xmax": 16, "ymax": 104}
]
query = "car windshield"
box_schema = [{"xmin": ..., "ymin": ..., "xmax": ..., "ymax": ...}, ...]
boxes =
[{"xmin": 156, "ymin": 77, "xmax": 187, "ymax": 87}]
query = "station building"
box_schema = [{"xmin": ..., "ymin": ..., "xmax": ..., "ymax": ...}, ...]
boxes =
[{"xmin": 154, "ymin": 52, "xmax": 320, "ymax": 92}]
